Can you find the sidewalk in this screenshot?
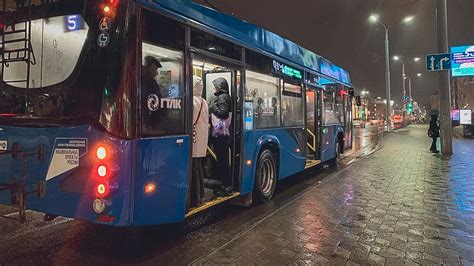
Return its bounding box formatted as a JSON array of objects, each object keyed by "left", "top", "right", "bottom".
[{"left": 194, "top": 125, "right": 474, "bottom": 265}]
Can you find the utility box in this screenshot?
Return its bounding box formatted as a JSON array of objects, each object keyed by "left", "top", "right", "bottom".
[{"left": 463, "top": 125, "right": 474, "bottom": 138}]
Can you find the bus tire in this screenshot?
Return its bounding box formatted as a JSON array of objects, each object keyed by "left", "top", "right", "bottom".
[
  {"left": 335, "top": 140, "right": 341, "bottom": 161},
  {"left": 253, "top": 149, "right": 277, "bottom": 204}
]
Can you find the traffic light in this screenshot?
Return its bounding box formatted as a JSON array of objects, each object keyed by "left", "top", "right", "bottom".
[
  {"left": 407, "top": 102, "right": 413, "bottom": 113},
  {"left": 355, "top": 96, "right": 362, "bottom": 106}
]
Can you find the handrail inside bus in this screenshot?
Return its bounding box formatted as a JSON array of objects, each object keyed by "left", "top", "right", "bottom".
[
  {"left": 306, "top": 129, "right": 316, "bottom": 152},
  {"left": 207, "top": 146, "right": 217, "bottom": 161}
]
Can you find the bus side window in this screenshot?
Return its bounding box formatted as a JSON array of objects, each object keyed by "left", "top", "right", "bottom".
[
  {"left": 281, "top": 81, "right": 304, "bottom": 127},
  {"left": 245, "top": 70, "right": 280, "bottom": 129},
  {"left": 335, "top": 85, "right": 345, "bottom": 124},
  {"left": 140, "top": 10, "right": 185, "bottom": 136},
  {"left": 323, "top": 87, "right": 337, "bottom": 125}
]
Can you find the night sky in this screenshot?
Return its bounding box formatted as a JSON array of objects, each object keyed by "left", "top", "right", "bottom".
[{"left": 196, "top": 0, "right": 474, "bottom": 106}]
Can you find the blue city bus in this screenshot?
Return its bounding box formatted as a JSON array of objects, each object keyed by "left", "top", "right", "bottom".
[{"left": 0, "top": 0, "right": 353, "bottom": 226}]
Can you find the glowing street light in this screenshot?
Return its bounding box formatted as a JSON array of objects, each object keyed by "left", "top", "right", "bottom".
[
  {"left": 368, "top": 14, "right": 415, "bottom": 131},
  {"left": 403, "top": 16, "right": 415, "bottom": 23},
  {"left": 414, "top": 57, "right": 421, "bottom": 62},
  {"left": 368, "top": 14, "right": 379, "bottom": 23}
]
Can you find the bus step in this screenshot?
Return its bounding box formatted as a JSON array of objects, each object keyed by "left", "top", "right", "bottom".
[
  {"left": 185, "top": 192, "right": 240, "bottom": 218},
  {"left": 305, "top": 160, "right": 321, "bottom": 169}
]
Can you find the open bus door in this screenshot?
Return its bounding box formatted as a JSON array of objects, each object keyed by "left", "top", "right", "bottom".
[
  {"left": 186, "top": 63, "right": 242, "bottom": 216},
  {"left": 305, "top": 87, "right": 322, "bottom": 168}
]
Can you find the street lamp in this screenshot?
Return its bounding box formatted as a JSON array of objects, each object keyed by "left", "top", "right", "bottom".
[
  {"left": 368, "top": 13, "right": 415, "bottom": 131},
  {"left": 393, "top": 55, "right": 407, "bottom": 108},
  {"left": 393, "top": 55, "right": 422, "bottom": 107},
  {"left": 407, "top": 73, "right": 423, "bottom": 102},
  {"left": 403, "top": 16, "right": 415, "bottom": 23}
]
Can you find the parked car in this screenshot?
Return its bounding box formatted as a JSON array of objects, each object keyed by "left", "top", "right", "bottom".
[
  {"left": 370, "top": 119, "right": 380, "bottom": 125},
  {"left": 353, "top": 119, "right": 366, "bottom": 128}
]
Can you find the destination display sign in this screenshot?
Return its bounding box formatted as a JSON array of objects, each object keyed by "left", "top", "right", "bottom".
[{"left": 272, "top": 60, "right": 303, "bottom": 80}]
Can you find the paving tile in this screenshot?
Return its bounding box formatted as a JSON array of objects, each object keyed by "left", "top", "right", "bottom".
[{"left": 195, "top": 126, "right": 474, "bottom": 264}]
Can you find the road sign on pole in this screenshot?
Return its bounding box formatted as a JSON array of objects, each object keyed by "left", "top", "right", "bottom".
[{"left": 426, "top": 53, "right": 451, "bottom": 71}]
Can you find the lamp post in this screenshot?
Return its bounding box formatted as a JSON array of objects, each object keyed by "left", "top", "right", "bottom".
[
  {"left": 394, "top": 56, "right": 422, "bottom": 107},
  {"left": 408, "top": 73, "right": 422, "bottom": 103},
  {"left": 393, "top": 56, "right": 407, "bottom": 109},
  {"left": 369, "top": 14, "right": 415, "bottom": 131}
]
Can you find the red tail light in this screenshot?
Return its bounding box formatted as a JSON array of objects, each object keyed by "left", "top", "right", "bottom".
[
  {"left": 96, "top": 183, "right": 109, "bottom": 197},
  {"left": 101, "top": 0, "right": 118, "bottom": 16},
  {"left": 96, "top": 146, "right": 107, "bottom": 160},
  {"left": 97, "top": 165, "right": 107, "bottom": 178}
]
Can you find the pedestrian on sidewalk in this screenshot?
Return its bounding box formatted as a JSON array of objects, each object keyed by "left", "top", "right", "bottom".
[{"left": 428, "top": 114, "right": 440, "bottom": 153}]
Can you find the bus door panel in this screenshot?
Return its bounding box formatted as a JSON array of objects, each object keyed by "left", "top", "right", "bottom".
[
  {"left": 305, "top": 89, "right": 320, "bottom": 160},
  {"left": 134, "top": 136, "right": 190, "bottom": 225},
  {"left": 203, "top": 70, "right": 241, "bottom": 191},
  {"left": 321, "top": 126, "right": 336, "bottom": 161}
]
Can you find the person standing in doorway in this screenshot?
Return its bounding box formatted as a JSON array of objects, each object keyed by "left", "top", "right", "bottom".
[
  {"left": 209, "top": 77, "right": 232, "bottom": 197},
  {"left": 191, "top": 76, "right": 208, "bottom": 207},
  {"left": 428, "top": 114, "right": 440, "bottom": 153}
]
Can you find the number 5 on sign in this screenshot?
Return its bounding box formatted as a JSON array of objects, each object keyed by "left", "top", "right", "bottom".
[{"left": 65, "top": 15, "right": 84, "bottom": 32}]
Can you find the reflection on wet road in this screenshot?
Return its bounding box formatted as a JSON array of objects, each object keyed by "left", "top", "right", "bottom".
[{"left": 0, "top": 126, "right": 383, "bottom": 265}]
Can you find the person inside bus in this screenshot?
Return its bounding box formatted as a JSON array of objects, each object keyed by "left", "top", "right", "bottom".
[
  {"left": 142, "top": 56, "right": 162, "bottom": 108},
  {"left": 209, "top": 77, "right": 233, "bottom": 197},
  {"left": 254, "top": 97, "right": 264, "bottom": 128},
  {"left": 191, "top": 76, "right": 208, "bottom": 207},
  {"left": 271, "top": 97, "right": 278, "bottom": 126}
]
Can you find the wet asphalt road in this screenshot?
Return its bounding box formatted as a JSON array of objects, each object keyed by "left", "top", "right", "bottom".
[{"left": 0, "top": 125, "right": 383, "bottom": 265}]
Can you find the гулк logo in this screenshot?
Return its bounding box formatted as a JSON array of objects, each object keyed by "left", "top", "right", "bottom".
[
  {"left": 146, "top": 94, "right": 182, "bottom": 111},
  {"left": 147, "top": 94, "right": 160, "bottom": 112}
]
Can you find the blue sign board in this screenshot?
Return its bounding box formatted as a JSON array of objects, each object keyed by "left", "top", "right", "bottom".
[
  {"left": 451, "top": 45, "right": 474, "bottom": 77},
  {"left": 426, "top": 53, "right": 451, "bottom": 71},
  {"left": 64, "top": 15, "right": 84, "bottom": 32}
]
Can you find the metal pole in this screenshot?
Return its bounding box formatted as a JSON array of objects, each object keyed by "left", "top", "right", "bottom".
[
  {"left": 408, "top": 76, "right": 413, "bottom": 121},
  {"left": 408, "top": 77, "right": 412, "bottom": 102},
  {"left": 402, "top": 62, "right": 406, "bottom": 107},
  {"left": 436, "top": 0, "right": 452, "bottom": 154},
  {"left": 384, "top": 29, "right": 392, "bottom": 131}
]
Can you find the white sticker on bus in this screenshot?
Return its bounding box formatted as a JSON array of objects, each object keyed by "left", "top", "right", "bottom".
[{"left": 46, "top": 138, "right": 87, "bottom": 181}]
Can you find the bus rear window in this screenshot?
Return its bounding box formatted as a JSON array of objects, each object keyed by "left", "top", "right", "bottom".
[{"left": 2, "top": 15, "right": 89, "bottom": 89}]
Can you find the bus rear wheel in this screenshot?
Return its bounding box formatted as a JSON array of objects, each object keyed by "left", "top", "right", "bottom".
[{"left": 253, "top": 150, "right": 277, "bottom": 204}]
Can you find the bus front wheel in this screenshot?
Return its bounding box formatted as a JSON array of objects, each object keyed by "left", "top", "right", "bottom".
[{"left": 253, "top": 150, "right": 277, "bottom": 204}]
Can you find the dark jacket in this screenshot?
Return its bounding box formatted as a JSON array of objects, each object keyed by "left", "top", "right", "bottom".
[
  {"left": 209, "top": 78, "right": 232, "bottom": 119},
  {"left": 429, "top": 118, "right": 440, "bottom": 138}
]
